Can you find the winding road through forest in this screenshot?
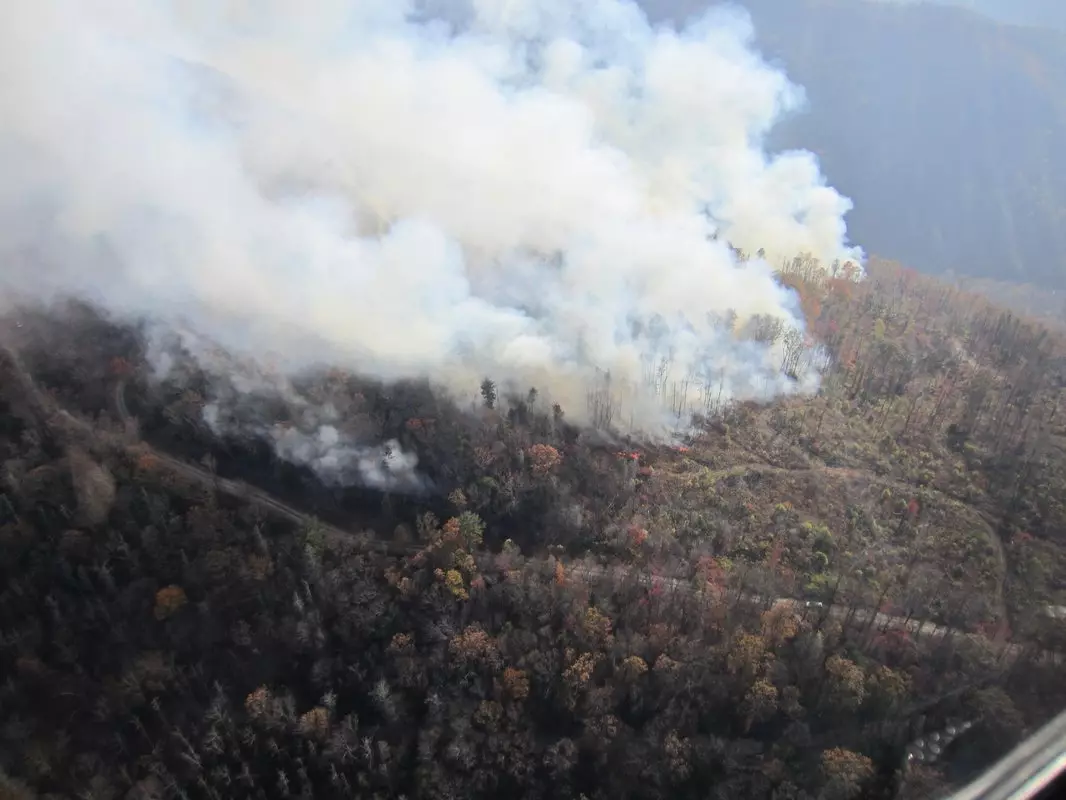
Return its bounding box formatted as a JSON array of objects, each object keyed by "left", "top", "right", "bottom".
[
  {"left": 686, "top": 456, "right": 1009, "bottom": 622},
  {"left": 0, "top": 333, "right": 1054, "bottom": 664},
  {"left": 108, "top": 376, "right": 1052, "bottom": 662}
]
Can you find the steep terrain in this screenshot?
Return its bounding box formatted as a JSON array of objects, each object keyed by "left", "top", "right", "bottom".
[
  {"left": 647, "top": 0, "right": 1066, "bottom": 287},
  {"left": 872, "top": 0, "right": 1066, "bottom": 31},
  {"left": 2, "top": 260, "right": 1066, "bottom": 799}
]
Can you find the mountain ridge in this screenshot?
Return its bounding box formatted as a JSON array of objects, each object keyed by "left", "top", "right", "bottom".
[{"left": 646, "top": 0, "right": 1066, "bottom": 288}]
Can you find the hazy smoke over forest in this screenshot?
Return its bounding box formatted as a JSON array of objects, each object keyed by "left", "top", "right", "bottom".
[{"left": 0, "top": 0, "right": 860, "bottom": 436}]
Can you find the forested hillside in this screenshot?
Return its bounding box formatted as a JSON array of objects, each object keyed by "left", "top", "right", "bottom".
[
  {"left": 647, "top": 0, "right": 1066, "bottom": 287},
  {"left": 2, "top": 259, "right": 1066, "bottom": 799}
]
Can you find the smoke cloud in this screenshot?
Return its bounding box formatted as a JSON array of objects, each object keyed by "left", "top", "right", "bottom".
[
  {"left": 204, "top": 399, "right": 426, "bottom": 493},
  {"left": 0, "top": 0, "right": 861, "bottom": 436},
  {"left": 148, "top": 324, "right": 428, "bottom": 491}
]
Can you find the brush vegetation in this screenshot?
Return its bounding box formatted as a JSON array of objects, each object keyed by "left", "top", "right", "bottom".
[{"left": 1, "top": 259, "right": 1065, "bottom": 800}]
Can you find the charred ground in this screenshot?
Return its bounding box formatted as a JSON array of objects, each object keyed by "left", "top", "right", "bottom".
[{"left": 1, "top": 260, "right": 1066, "bottom": 800}]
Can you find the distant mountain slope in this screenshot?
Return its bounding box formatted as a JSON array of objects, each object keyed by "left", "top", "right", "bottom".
[
  {"left": 961, "top": 0, "right": 1066, "bottom": 30},
  {"left": 646, "top": 0, "right": 1066, "bottom": 287},
  {"left": 876, "top": 0, "right": 1066, "bottom": 32}
]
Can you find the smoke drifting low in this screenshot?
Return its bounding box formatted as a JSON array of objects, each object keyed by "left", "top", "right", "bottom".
[
  {"left": 149, "top": 327, "right": 428, "bottom": 492},
  {"left": 0, "top": 0, "right": 861, "bottom": 439},
  {"left": 204, "top": 395, "right": 426, "bottom": 493}
]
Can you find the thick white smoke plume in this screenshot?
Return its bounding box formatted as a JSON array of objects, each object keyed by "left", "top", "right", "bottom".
[{"left": 0, "top": 0, "right": 861, "bottom": 441}]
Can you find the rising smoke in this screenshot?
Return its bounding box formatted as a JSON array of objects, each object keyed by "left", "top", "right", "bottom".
[
  {"left": 203, "top": 392, "right": 426, "bottom": 493},
  {"left": 0, "top": 0, "right": 861, "bottom": 480},
  {"left": 149, "top": 323, "right": 429, "bottom": 492}
]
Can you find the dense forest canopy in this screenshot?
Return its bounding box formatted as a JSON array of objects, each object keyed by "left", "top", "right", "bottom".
[
  {"left": 2, "top": 256, "right": 1066, "bottom": 800},
  {"left": 646, "top": 0, "right": 1066, "bottom": 288},
  {"left": 2, "top": 3, "right": 1066, "bottom": 799}
]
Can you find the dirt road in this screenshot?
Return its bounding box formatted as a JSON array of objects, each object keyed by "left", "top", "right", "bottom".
[{"left": 5, "top": 349, "right": 1051, "bottom": 661}]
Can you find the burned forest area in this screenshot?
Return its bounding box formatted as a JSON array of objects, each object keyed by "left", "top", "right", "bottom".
[{"left": 2, "top": 258, "right": 1066, "bottom": 800}]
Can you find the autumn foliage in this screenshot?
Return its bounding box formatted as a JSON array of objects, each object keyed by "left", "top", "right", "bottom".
[
  {"left": 153, "top": 585, "right": 187, "bottom": 620},
  {"left": 527, "top": 443, "right": 562, "bottom": 476},
  {"left": 2, "top": 266, "right": 1064, "bottom": 800}
]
